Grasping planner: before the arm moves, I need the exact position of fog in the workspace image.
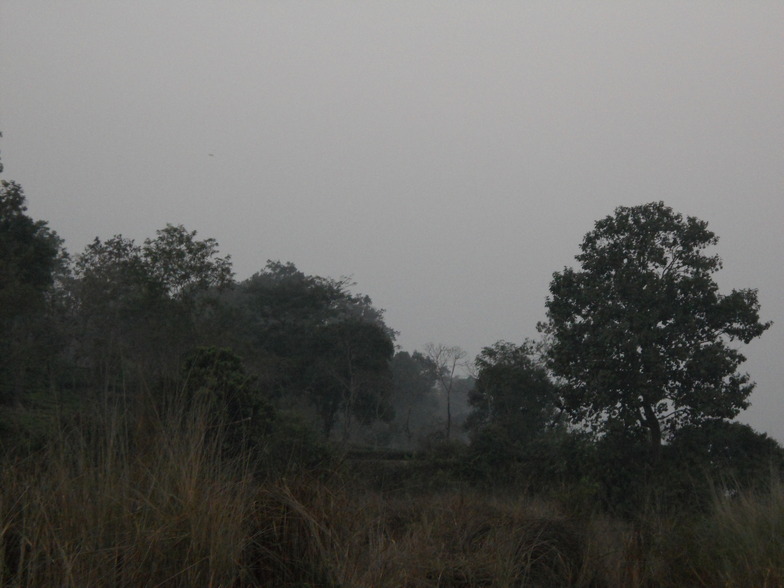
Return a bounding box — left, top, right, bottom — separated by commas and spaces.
1, 2, 782, 439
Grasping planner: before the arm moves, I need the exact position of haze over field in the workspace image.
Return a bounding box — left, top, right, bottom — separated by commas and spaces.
1, 2, 782, 439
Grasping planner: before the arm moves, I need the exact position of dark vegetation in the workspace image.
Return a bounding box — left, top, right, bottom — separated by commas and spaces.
2, 158, 782, 585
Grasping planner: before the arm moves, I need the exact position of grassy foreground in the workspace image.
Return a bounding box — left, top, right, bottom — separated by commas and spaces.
1, 399, 783, 587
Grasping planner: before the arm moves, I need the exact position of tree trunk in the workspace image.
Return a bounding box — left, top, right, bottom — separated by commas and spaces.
446, 387, 452, 441
642, 401, 662, 463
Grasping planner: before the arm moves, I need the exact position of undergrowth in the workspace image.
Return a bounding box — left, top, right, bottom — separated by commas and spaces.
1, 393, 782, 587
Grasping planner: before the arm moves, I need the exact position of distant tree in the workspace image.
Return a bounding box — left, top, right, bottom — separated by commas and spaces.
445, 373, 475, 442
230, 261, 396, 439
310, 320, 394, 440
71, 235, 166, 391
142, 224, 233, 301
466, 340, 559, 444
425, 343, 467, 441
230, 262, 345, 355
70, 226, 234, 390
540, 202, 771, 462
390, 351, 439, 446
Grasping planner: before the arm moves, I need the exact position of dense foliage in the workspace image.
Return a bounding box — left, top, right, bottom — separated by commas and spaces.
0, 180, 406, 450
467, 340, 559, 443
2, 148, 783, 585
0, 180, 65, 403
540, 202, 771, 461
0, 166, 778, 520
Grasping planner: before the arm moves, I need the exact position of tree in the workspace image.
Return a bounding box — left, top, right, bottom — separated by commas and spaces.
0, 181, 63, 310
389, 350, 440, 446
142, 224, 233, 301
310, 320, 394, 440
228, 261, 396, 438
424, 343, 467, 441
69, 226, 234, 391
70, 235, 162, 391
0, 180, 65, 402
464, 341, 571, 486
467, 340, 559, 444
667, 421, 784, 497
182, 346, 275, 455
540, 202, 770, 462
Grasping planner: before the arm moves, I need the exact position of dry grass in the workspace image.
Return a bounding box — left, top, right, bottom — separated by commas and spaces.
242, 482, 593, 587
2, 396, 783, 587
0, 396, 257, 587
683, 479, 784, 587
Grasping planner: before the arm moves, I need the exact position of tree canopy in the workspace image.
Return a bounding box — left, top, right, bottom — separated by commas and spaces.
224, 261, 396, 438
69, 227, 234, 388
142, 224, 233, 301
467, 340, 559, 445
540, 202, 770, 460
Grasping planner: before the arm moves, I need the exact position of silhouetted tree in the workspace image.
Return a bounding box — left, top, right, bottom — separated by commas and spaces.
425, 343, 467, 441
467, 340, 559, 444
0, 180, 65, 402
540, 202, 771, 463
142, 224, 233, 301
389, 350, 439, 446
69, 226, 234, 391
229, 261, 396, 438
310, 320, 394, 440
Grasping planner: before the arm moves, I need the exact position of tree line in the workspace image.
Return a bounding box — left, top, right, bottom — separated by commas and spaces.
2, 164, 780, 509
0, 176, 474, 451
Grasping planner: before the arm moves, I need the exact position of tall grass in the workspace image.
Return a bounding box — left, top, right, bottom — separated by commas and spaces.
1, 390, 783, 587
684, 478, 784, 587
0, 391, 257, 587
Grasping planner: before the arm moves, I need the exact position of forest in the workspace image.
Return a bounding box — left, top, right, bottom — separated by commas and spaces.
1, 171, 783, 586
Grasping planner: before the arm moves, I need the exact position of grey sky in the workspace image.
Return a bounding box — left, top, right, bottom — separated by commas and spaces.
2, 2, 782, 439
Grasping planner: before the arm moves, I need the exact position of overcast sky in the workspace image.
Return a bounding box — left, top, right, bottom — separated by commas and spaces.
2, 2, 782, 440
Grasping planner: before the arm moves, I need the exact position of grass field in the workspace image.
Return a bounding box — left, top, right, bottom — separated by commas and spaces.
1, 397, 782, 587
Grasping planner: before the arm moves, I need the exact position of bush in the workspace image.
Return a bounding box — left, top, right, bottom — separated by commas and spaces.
260, 411, 335, 477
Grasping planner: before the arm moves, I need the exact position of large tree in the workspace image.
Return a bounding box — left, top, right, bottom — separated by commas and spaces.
540, 202, 770, 461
